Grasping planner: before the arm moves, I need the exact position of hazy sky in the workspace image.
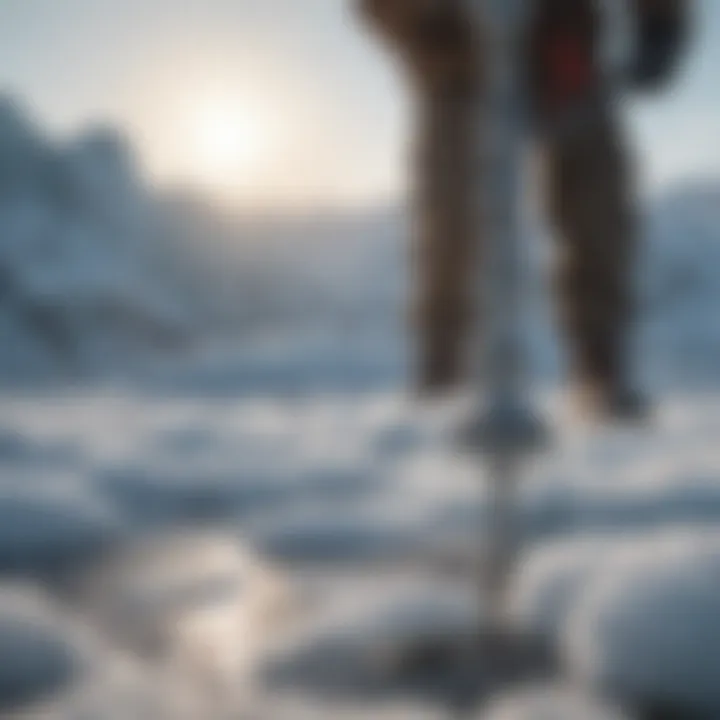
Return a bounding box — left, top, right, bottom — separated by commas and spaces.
1, 0, 718, 208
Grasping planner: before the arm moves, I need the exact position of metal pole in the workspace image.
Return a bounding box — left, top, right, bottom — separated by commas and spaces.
465, 0, 546, 633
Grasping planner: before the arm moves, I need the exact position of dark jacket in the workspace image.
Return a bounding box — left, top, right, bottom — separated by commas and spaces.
359, 0, 690, 101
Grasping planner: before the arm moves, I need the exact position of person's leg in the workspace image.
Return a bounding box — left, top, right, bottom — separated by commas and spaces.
545, 106, 644, 417
358, 0, 482, 392
413, 92, 480, 391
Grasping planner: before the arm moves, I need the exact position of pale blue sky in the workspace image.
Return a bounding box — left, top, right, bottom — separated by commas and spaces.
0, 0, 717, 207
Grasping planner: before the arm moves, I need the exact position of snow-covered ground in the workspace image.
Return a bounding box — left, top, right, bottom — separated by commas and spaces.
0, 379, 719, 719
2, 97, 720, 718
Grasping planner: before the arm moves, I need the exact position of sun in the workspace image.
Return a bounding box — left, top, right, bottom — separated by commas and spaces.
191, 103, 267, 193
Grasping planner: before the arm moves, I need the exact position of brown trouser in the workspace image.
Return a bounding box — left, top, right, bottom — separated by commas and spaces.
361, 1, 637, 392
414, 91, 636, 391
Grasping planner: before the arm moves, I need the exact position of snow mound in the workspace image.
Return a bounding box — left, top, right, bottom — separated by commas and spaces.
265, 574, 481, 701
99, 461, 300, 526
256, 696, 439, 720
0, 582, 206, 720
253, 509, 423, 565
81, 531, 291, 674
510, 537, 623, 642
0, 487, 120, 576
564, 530, 720, 714
480, 686, 629, 720
0, 585, 79, 712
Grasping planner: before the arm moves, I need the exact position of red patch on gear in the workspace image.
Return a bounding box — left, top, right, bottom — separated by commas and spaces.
544, 31, 594, 109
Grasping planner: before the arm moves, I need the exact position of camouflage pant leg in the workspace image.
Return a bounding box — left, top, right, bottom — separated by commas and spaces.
545, 106, 638, 387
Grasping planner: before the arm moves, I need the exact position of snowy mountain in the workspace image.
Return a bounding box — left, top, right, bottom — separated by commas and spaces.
0, 97, 193, 380
0, 95, 408, 382
640, 184, 720, 387
0, 92, 718, 396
